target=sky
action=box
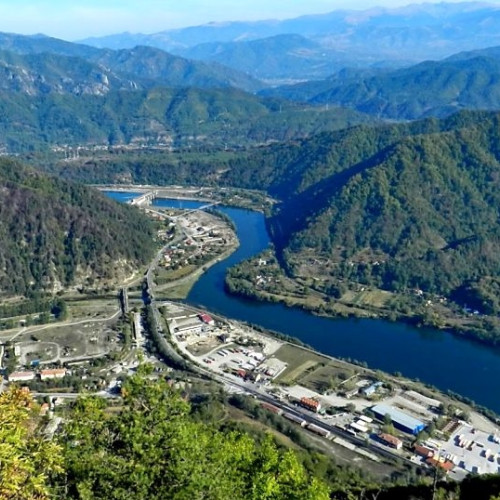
[0,0,498,40]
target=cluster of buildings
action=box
[8,368,67,383]
[171,313,216,337]
[371,403,426,435]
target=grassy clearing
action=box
[157,274,200,299]
[274,344,326,384]
[300,364,357,393]
[156,265,198,284]
[341,290,393,308]
[67,300,118,320]
[279,360,318,385]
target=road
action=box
[139,214,415,470]
[0,311,121,343]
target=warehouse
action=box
[371,403,426,435]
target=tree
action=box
[0,386,63,499]
[61,370,330,499]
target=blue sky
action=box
[0,0,497,40]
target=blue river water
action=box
[108,192,500,413]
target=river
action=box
[108,192,500,413]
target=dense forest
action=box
[0,87,373,153]
[0,158,155,297]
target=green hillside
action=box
[259,113,500,314]
[0,87,373,153]
[263,55,500,120]
[196,111,498,318]
[0,158,155,297]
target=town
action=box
[1,190,499,484]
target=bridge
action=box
[170,201,221,219]
[129,190,157,206]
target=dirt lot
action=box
[186,337,222,357]
[15,319,121,366]
[67,299,119,321]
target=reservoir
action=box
[109,192,500,414]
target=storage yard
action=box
[164,302,500,476]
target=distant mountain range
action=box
[80,2,500,81]
[0,32,263,93]
[260,45,500,119]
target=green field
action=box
[274,343,359,392]
[300,364,357,393]
[274,344,326,384]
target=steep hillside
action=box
[0,45,262,95]
[0,87,373,153]
[89,46,263,92]
[0,159,155,296]
[262,55,500,119]
[249,112,500,310]
[0,50,139,96]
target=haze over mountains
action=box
[80,2,500,81]
[0,1,499,315]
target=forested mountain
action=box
[218,111,500,310]
[0,87,373,152]
[81,2,500,80]
[0,158,155,297]
[88,45,263,92]
[261,54,500,119]
[0,44,261,95]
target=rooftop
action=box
[372,403,425,431]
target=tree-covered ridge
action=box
[262,54,500,120]
[0,87,373,153]
[61,373,330,500]
[272,113,500,310]
[0,158,155,297]
[3,377,500,499]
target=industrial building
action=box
[40,368,67,381]
[362,381,382,397]
[378,433,403,450]
[371,403,426,435]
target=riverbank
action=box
[160,299,500,480]
[225,248,500,351]
[105,190,500,416]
